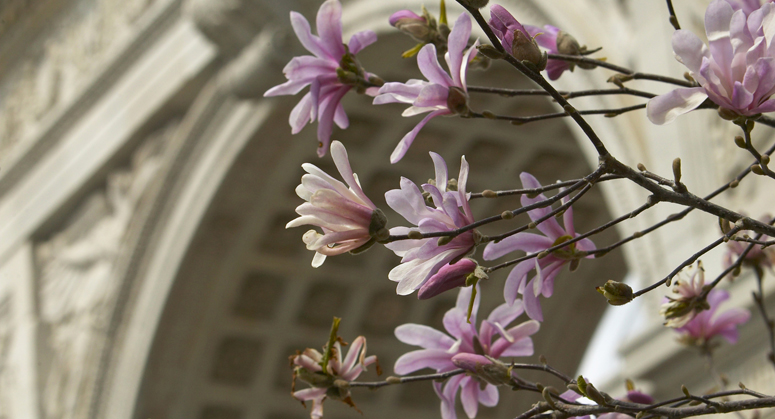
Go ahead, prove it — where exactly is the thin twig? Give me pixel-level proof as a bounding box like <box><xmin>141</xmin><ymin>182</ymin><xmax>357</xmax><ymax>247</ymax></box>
<box><xmin>666</xmin><ymin>0</ymin><xmax>681</xmax><ymax>29</ymax></box>
<box><xmin>457</xmin><ymin>3</ymin><xmax>611</xmax><ymax>157</ymax></box>
<box><xmin>546</xmin><ymin>54</ymin><xmax>696</xmax><ymax>88</ymax></box>
<box><xmin>470</xmin><ymin>104</ymin><xmax>646</xmax><ymax>125</ymax></box>
<box><xmin>348</xmin><ymin>369</ymin><xmax>464</xmax><ymax>388</ymax></box>
<box><xmin>632</xmin><ymin>228</ymin><xmax>740</xmax><ymax>298</ymax></box>
<box><xmin>467</xmin><ymin>85</ymin><xmax>656</xmax><ymax>100</ymax></box>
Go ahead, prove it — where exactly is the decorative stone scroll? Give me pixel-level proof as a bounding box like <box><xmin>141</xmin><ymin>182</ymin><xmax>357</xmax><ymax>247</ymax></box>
<box><xmin>35</xmin><ymin>121</ymin><xmax>177</xmax><ymax>419</ymax></box>
<box><xmin>0</xmin><ymin>0</ymin><xmax>159</xmax><ymax>162</ymax></box>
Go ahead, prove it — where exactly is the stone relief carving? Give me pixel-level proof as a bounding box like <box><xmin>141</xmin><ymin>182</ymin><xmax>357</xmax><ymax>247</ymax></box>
<box><xmin>0</xmin><ymin>297</ymin><xmax>13</xmax><ymax>419</ymax></box>
<box><xmin>0</xmin><ymin>0</ymin><xmax>158</xmax><ymax>161</ymax></box>
<box><xmin>35</xmin><ymin>121</ymin><xmax>176</xmax><ymax>419</ymax></box>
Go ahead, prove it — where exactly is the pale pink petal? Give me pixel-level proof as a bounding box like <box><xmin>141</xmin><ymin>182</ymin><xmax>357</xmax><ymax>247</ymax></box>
<box><xmin>316</xmin><ymin>87</ymin><xmax>350</xmax><ymax>157</ymax></box>
<box><xmin>446</xmin><ymin>14</ymin><xmax>472</xmax><ymax>87</ymax></box>
<box><xmin>414</xmin><ymin>84</ymin><xmax>451</xmax><ymax>108</ymax></box>
<box><xmin>646</xmin><ymin>87</ymin><xmax>708</xmax><ymax>125</ymax></box>
<box><xmin>417</xmin><ymin>44</ymin><xmax>455</xmax><ymax>87</ymax></box>
<box><xmin>395</xmin><ymin>324</ymin><xmax>456</xmax><ymax>349</ymax></box>
<box><xmin>390</xmin><ymin>109</ymin><xmax>450</xmax><ymax>163</ymax></box>
<box><xmin>483</xmin><ymin>233</ymin><xmax>554</xmax><ymax>260</ymax></box>
<box><xmin>290</xmin><ymin>92</ymin><xmax>314</xmax><ymax>134</ymax></box>
<box><xmin>394</xmin><ymin>349</ymin><xmax>454</xmax><ymax>374</ymax></box>
<box><xmin>479</xmin><ymin>384</ymin><xmax>499</xmax><ymax>407</ymax></box>
<box><xmin>316</xmin><ymin>0</ymin><xmax>346</xmax><ymax>59</ymax></box>
<box><xmin>522</xmin><ymin>278</ymin><xmax>543</xmax><ymax>321</ymax></box>
<box><xmin>503</xmin><ymin>260</ymin><xmax>535</xmax><ymax>305</ymax></box>
<box><xmin>672</xmin><ymin>30</ymin><xmax>710</xmax><ymax>75</ymax></box>
<box><xmin>461</xmin><ymin>378</ymin><xmax>479</xmax><ymax>419</ymax></box>
<box><xmin>348</xmin><ymin>30</ymin><xmax>377</xmax><ymax>54</ymax></box>
<box><xmin>330</xmin><ymin>141</ymin><xmax>375</xmax><ymax>207</ymax></box>
<box><xmin>290</xmin><ymin>12</ymin><xmax>329</xmax><ymax>59</ymax></box>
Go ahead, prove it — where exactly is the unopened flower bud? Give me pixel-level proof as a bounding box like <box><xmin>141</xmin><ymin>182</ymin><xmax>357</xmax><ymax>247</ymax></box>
<box><xmin>452</xmin><ymin>353</ymin><xmax>512</xmax><ymax>385</ymax></box>
<box><xmin>734</xmin><ymin>136</ymin><xmax>746</xmax><ymax>148</ymax></box>
<box><xmin>477</xmin><ymin>44</ymin><xmax>506</xmax><ymax>59</ymax></box>
<box><xmin>718</xmin><ymin>107</ymin><xmax>740</xmax><ymax>120</ymax></box>
<box><xmin>585</xmin><ymin>383</ymin><xmax>608</xmax><ymax>405</ymax></box>
<box><xmin>418</xmin><ymin>259</ymin><xmax>478</xmax><ymax>299</ymax></box>
<box><xmin>596</xmin><ymin>280</ymin><xmax>633</xmax><ymax>306</ymax></box>
<box><xmin>386</xmin><ymin>376</ymin><xmax>402</xmax><ymax>384</ymax></box>
<box><xmin>752</xmin><ymin>164</ymin><xmax>765</xmax><ymax>175</ymax></box>
<box><xmin>501</xmin><ymin>210</ymin><xmax>514</xmax><ymax>219</ymax></box>
<box><xmin>556</xmin><ymin>32</ymin><xmax>581</xmax><ymax>56</ymax></box>
<box><xmin>447</xmin><ymin>86</ymin><xmax>470</xmax><ymax>115</ymax></box>
<box><xmin>407</xmin><ymin>230</ymin><xmax>424</xmax><ymax>240</ymax></box>
<box><xmin>511</xmin><ymin>30</ymin><xmax>547</xmax><ymax>71</ymax></box>
<box><xmin>482</xmin><ymin>189</ymin><xmax>497</xmax><ymax>198</ymax></box>
<box><xmin>762</xmin><ymin>155</ymin><xmax>771</xmax><ymax>166</ymax></box>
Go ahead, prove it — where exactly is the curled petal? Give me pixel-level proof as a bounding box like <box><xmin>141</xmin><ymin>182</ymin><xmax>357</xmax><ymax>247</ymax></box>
<box><xmin>646</xmin><ymin>87</ymin><xmax>708</xmax><ymax>125</ymax></box>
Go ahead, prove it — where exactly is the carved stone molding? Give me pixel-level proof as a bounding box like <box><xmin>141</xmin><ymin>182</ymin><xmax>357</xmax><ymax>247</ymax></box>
<box><xmin>35</xmin><ymin>121</ymin><xmax>177</xmax><ymax>419</ymax></box>
<box><xmin>183</xmin><ymin>0</ymin><xmax>275</xmax><ymax>56</ymax></box>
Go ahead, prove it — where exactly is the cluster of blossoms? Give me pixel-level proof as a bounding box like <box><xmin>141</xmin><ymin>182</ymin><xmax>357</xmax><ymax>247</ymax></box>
<box><xmin>483</xmin><ymin>173</ymin><xmax>596</xmax><ymax>321</ymax></box>
<box><xmin>648</xmin><ymin>0</ymin><xmax>775</xmax><ymax>124</ymax></box>
<box><xmin>395</xmin><ymin>286</ymin><xmax>539</xmax><ymax>419</ymax></box>
<box><xmin>268</xmin><ymin>1</ymin><xmax>766</xmax><ymax>418</ymax></box>
<box><xmin>660</xmin><ymin>263</ymin><xmax>750</xmax><ymax>348</ymax></box>
<box><xmin>384</xmin><ymin>152</ymin><xmax>478</xmax><ymax>296</ymax></box>
<box><xmin>264</xmin><ymin>0</ymin><xmax>381</xmax><ymax>157</ymax></box>
<box><xmin>291</xmin><ymin>325</ymin><xmax>378</xmax><ymax>419</ymax></box>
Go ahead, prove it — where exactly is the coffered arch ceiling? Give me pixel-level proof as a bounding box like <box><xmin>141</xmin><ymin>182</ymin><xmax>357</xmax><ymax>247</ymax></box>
<box><xmin>128</xmin><ymin>23</ymin><xmax>627</xmax><ymax>419</ymax></box>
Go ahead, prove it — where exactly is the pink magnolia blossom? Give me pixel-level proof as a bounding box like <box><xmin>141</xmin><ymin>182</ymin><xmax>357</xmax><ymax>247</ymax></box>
<box><xmin>264</xmin><ymin>0</ymin><xmax>379</xmax><ymax>157</ymax></box>
<box><xmin>292</xmin><ymin>336</ymin><xmax>377</xmax><ymax>419</ymax></box>
<box><xmin>374</xmin><ymin>13</ymin><xmax>478</xmax><ymax>163</ymax></box>
<box><xmin>394</xmin><ymin>286</ymin><xmax>540</xmax><ymax>419</ymax></box>
<box><xmin>287</xmin><ymin>141</ymin><xmax>387</xmax><ymax>267</ymax></box>
<box><xmin>675</xmin><ymin>288</ymin><xmax>751</xmax><ymax>345</ymax></box>
<box><xmin>724</xmin><ymin>0</ymin><xmax>774</xmax><ymax>15</ymax></box>
<box><xmin>648</xmin><ymin>1</ymin><xmax>775</xmax><ymax>124</ymax></box>
<box><xmin>724</xmin><ymin>215</ymin><xmax>775</xmax><ymax>271</ymax></box>
<box><xmin>660</xmin><ymin>263</ymin><xmax>709</xmax><ymax>328</ymax></box>
<box><xmin>483</xmin><ymin>172</ymin><xmax>595</xmax><ymax>321</ymax></box>
<box><xmin>385</xmin><ymin>152</ymin><xmax>477</xmax><ymax>295</ymax></box>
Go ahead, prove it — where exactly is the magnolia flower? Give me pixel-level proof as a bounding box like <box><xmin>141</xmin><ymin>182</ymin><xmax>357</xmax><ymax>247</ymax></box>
<box><xmin>723</xmin><ymin>215</ymin><xmax>775</xmax><ymax>272</ymax></box>
<box><xmin>264</xmin><ymin>0</ymin><xmax>380</xmax><ymax>157</ymax></box>
<box><xmin>374</xmin><ymin>13</ymin><xmax>478</xmax><ymax>163</ymax></box>
<box><xmin>483</xmin><ymin>173</ymin><xmax>595</xmax><ymax>321</ymax></box>
<box><xmin>660</xmin><ymin>263</ymin><xmax>709</xmax><ymax>328</ymax></box>
<box><xmin>647</xmin><ymin>1</ymin><xmax>775</xmax><ymax>124</ymax></box>
<box><xmin>394</xmin><ymin>286</ymin><xmax>540</xmax><ymax>419</ymax></box>
<box><xmin>287</xmin><ymin>141</ymin><xmax>388</xmax><ymax>267</ymax></box>
<box><xmin>385</xmin><ymin>152</ymin><xmax>477</xmax><ymax>295</ymax></box>
<box><xmin>292</xmin><ymin>335</ymin><xmax>377</xmax><ymax>419</ymax></box>
<box><xmin>675</xmin><ymin>288</ymin><xmax>750</xmax><ymax>346</ymax></box>
<box><xmin>724</xmin><ymin>0</ymin><xmax>774</xmax><ymax>14</ymax></box>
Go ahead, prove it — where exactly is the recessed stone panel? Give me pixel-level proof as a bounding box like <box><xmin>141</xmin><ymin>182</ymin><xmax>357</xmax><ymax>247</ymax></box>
<box><xmin>258</xmin><ymin>212</ymin><xmax>304</xmax><ymax>258</ymax></box>
<box><xmin>200</xmin><ymin>405</ymin><xmax>244</xmax><ymax>419</ymax></box>
<box><xmin>233</xmin><ymin>272</ymin><xmax>284</xmax><ymax>321</ymax></box>
<box><xmin>360</xmin><ymin>289</ymin><xmax>411</xmax><ymax>336</ymax></box>
<box><xmin>211</xmin><ymin>336</ymin><xmax>263</xmax><ymax>386</ymax></box>
<box><xmin>298</xmin><ymin>281</ymin><xmax>350</xmax><ymax>328</ymax></box>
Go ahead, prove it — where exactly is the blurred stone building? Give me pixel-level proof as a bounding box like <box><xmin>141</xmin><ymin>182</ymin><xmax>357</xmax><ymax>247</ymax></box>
<box><xmin>0</xmin><ymin>0</ymin><xmax>771</xmax><ymax>419</ymax></box>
